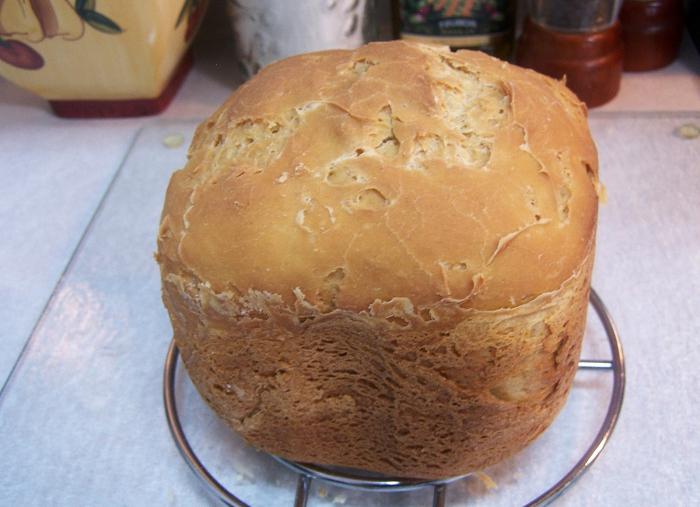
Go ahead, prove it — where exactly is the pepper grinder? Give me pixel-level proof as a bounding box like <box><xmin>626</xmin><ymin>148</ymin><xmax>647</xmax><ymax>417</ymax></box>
<box><xmin>515</xmin><ymin>0</ymin><xmax>624</xmax><ymax>108</ymax></box>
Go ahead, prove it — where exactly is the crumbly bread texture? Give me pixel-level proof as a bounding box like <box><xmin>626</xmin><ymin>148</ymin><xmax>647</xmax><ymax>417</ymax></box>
<box><xmin>157</xmin><ymin>41</ymin><xmax>599</xmax><ymax>479</ymax></box>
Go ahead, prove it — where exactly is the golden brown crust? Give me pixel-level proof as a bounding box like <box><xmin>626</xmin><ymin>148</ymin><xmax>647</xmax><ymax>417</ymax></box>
<box><xmin>157</xmin><ymin>41</ymin><xmax>599</xmax><ymax>478</ymax></box>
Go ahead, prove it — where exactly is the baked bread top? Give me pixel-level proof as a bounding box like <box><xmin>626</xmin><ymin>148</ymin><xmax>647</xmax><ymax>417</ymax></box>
<box><xmin>158</xmin><ymin>41</ymin><xmax>598</xmax><ymax>314</ymax></box>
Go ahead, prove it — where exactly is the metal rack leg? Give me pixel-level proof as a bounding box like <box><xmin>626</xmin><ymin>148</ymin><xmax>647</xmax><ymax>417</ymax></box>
<box><xmin>432</xmin><ymin>484</ymin><xmax>446</xmax><ymax>507</ymax></box>
<box><xmin>294</xmin><ymin>475</ymin><xmax>312</xmax><ymax>507</ymax></box>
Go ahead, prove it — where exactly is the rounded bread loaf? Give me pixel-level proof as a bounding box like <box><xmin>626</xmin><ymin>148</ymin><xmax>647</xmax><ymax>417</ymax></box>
<box><xmin>157</xmin><ymin>41</ymin><xmax>599</xmax><ymax>479</ymax></box>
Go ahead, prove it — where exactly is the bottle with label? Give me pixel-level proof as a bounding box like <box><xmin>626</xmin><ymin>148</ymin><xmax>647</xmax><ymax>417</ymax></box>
<box><xmin>394</xmin><ymin>0</ymin><xmax>515</xmax><ymax>59</ymax></box>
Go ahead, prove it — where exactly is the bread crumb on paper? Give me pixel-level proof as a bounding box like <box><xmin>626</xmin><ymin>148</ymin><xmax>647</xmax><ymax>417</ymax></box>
<box><xmin>163</xmin><ymin>133</ymin><xmax>185</xmax><ymax>148</ymax></box>
<box><xmin>475</xmin><ymin>471</ymin><xmax>498</xmax><ymax>490</ymax></box>
<box><xmin>675</xmin><ymin>123</ymin><xmax>700</xmax><ymax>139</ymax></box>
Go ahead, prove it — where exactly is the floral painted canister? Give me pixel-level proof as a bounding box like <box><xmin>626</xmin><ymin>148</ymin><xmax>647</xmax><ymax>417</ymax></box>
<box><xmin>0</xmin><ymin>0</ymin><xmax>208</xmax><ymax>117</ymax></box>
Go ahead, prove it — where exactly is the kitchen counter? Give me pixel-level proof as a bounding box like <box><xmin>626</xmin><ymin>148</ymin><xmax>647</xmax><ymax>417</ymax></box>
<box><xmin>1</xmin><ymin>28</ymin><xmax>699</xmax><ymax>507</ymax></box>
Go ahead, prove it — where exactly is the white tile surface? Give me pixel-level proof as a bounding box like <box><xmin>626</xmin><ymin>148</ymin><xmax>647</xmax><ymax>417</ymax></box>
<box><xmin>0</xmin><ymin>120</ymin><xmax>138</xmax><ymax>386</ymax></box>
<box><xmin>0</xmin><ymin>114</ymin><xmax>697</xmax><ymax>506</ymax></box>
<box><xmin>0</xmin><ymin>33</ymin><xmax>243</xmax><ymax>389</ymax></box>
<box><xmin>0</xmin><ymin>123</ymin><xmax>212</xmax><ymax>507</ymax></box>
<box><xmin>578</xmin><ymin>113</ymin><xmax>700</xmax><ymax>506</ymax></box>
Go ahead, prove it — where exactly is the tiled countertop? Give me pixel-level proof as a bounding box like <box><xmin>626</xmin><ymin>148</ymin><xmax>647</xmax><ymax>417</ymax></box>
<box><xmin>1</xmin><ymin>31</ymin><xmax>699</xmax><ymax>507</ymax></box>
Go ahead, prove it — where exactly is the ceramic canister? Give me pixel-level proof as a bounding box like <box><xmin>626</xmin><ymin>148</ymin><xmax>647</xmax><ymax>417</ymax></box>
<box><xmin>0</xmin><ymin>0</ymin><xmax>208</xmax><ymax>116</ymax></box>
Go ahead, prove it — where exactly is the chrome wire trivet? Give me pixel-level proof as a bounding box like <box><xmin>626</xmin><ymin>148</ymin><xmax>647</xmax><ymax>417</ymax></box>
<box><xmin>164</xmin><ymin>289</ymin><xmax>625</xmax><ymax>507</ymax></box>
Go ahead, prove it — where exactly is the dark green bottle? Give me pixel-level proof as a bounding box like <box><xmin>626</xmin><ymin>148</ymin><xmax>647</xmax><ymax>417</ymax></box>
<box><xmin>395</xmin><ymin>0</ymin><xmax>515</xmax><ymax>60</ymax></box>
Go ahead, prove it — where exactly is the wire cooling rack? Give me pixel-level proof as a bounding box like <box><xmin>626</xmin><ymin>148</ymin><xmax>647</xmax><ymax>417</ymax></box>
<box><xmin>163</xmin><ymin>289</ymin><xmax>625</xmax><ymax>507</ymax></box>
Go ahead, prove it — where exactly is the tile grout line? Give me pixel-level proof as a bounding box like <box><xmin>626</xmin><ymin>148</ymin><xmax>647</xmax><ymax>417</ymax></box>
<box><xmin>0</xmin><ymin>127</ymin><xmax>145</xmax><ymax>408</ymax></box>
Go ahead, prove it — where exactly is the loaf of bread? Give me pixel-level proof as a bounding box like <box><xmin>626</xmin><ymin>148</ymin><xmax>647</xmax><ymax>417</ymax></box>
<box><xmin>157</xmin><ymin>41</ymin><xmax>599</xmax><ymax>479</ymax></box>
